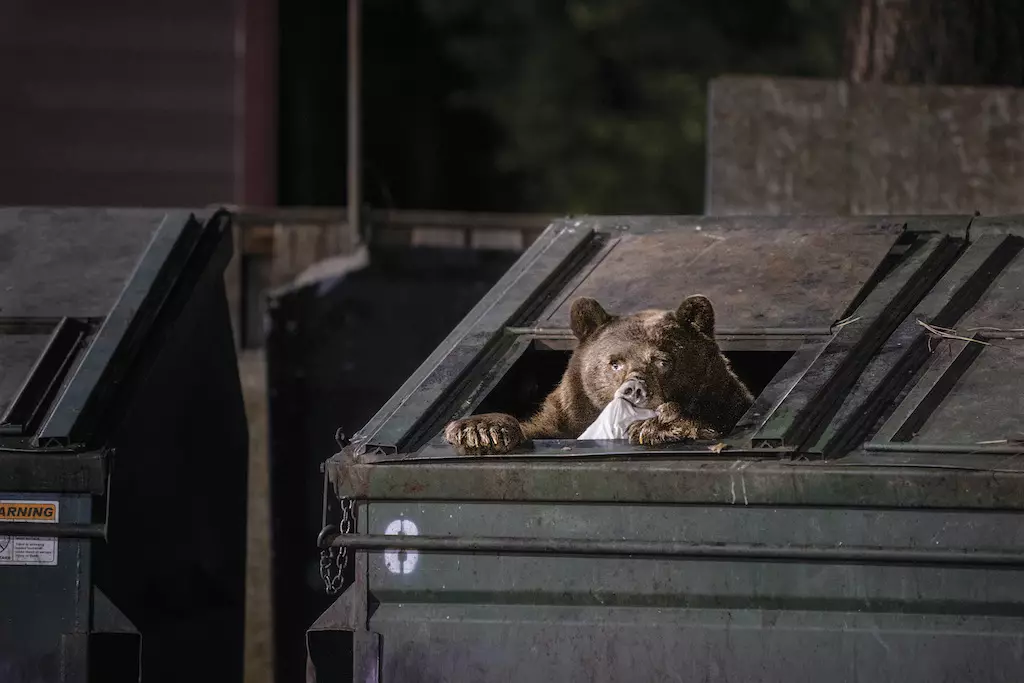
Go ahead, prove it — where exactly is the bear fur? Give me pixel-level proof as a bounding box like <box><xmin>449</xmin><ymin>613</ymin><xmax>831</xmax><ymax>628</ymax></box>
<box><xmin>444</xmin><ymin>294</ymin><xmax>754</xmax><ymax>455</ymax></box>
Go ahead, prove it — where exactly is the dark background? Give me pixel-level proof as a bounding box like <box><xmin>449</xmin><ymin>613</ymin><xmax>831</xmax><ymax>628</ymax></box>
<box><xmin>4</xmin><ymin>0</ymin><xmax>1023</xmax><ymax>214</ymax></box>
<box><xmin>278</xmin><ymin>0</ymin><xmax>846</xmax><ymax>213</ymax></box>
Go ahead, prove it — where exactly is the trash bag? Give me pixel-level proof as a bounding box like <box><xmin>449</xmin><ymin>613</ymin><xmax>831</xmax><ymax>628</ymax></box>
<box><xmin>577</xmin><ymin>381</ymin><xmax>657</xmax><ymax>440</ymax></box>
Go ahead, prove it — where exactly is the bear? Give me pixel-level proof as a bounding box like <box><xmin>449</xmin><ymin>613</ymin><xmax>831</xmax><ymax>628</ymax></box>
<box><xmin>443</xmin><ymin>294</ymin><xmax>754</xmax><ymax>455</ymax></box>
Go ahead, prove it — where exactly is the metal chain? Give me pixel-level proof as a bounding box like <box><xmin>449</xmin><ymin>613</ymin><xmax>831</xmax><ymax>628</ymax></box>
<box><xmin>319</xmin><ymin>494</ymin><xmax>356</xmax><ymax>594</ymax></box>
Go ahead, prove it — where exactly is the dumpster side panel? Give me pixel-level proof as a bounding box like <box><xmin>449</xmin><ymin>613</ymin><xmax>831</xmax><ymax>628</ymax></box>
<box><xmin>0</xmin><ymin>494</ymin><xmax>91</xmax><ymax>683</ymax></box>
<box><xmin>365</xmin><ymin>501</ymin><xmax>1024</xmax><ymax>682</ymax></box>
<box><xmin>94</xmin><ymin>275</ymin><xmax>248</xmax><ymax>683</ymax></box>
<box><xmin>376</xmin><ymin>604</ymin><xmax>1024</xmax><ymax>683</ymax></box>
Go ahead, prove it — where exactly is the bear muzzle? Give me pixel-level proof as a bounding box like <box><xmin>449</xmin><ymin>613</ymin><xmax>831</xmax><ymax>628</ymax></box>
<box><xmin>615</xmin><ymin>376</ymin><xmax>652</xmax><ymax>409</ymax></box>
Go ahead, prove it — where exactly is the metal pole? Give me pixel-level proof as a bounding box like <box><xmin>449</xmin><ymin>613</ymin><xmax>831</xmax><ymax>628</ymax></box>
<box><xmin>0</xmin><ymin>522</ymin><xmax>106</xmax><ymax>539</ymax></box>
<box><xmin>864</xmin><ymin>442</ymin><xmax>1024</xmax><ymax>455</ymax></box>
<box><xmin>321</xmin><ymin>533</ymin><xmax>1024</xmax><ymax>569</ymax></box>
<box><xmin>347</xmin><ymin>0</ymin><xmax>362</xmax><ymax>247</ymax></box>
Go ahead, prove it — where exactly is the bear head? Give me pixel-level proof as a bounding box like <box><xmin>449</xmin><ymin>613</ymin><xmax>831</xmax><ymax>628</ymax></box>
<box><xmin>568</xmin><ymin>294</ymin><xmax>729</xmax><ymax>412</ymax></box>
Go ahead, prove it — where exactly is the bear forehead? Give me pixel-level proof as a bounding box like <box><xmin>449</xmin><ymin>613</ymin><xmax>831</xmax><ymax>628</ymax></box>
<box><xmin>595</xmin><ymin>310</ymin><xmax>677</xmax><ymax>346</ymax></box>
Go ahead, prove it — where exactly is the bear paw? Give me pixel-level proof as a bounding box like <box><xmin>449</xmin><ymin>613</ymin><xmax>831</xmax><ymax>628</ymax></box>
<box><xmin>444</xmin><ymin>413</ymin><xmax>525</xmax><ymax>456</ymax></box>
<box><xmin>627</xmin><ymin>414</ymin><xmax>718</xmax><ymax>446</ymax></box>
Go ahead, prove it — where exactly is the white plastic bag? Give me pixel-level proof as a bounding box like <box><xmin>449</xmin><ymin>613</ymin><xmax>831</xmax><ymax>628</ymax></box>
<box><xmin>577</xmin><ymin>395</ymin><xmax>657</xmax><ymax>440</ymax></box>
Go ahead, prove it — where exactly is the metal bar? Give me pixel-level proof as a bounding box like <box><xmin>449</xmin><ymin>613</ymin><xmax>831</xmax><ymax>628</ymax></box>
<box><xmin>505</xmin><ymin>326</ymin><xmax>835</xmax><ymax>337</ymax></box>
<box><xmin>0</xmin><ymin>522</ymin><xmax>105</xmax><ymax>539</ymax></box>
<box><xmin>863</xmin><ymin>442</ymin><xmax>1024</xmax><ymax>455</ymax></box>
<box><xmin>0</xmin><ymin>317</ymin><xmax>89</xmax><ymax>435</ymax></box>
<box><xmin>0</xmin><ymin>452</ymin><xmax>107</xmax><ymax>494</ymax></box>
<box><xmin>731</xmin><ymin>340</ymin><xmax>827</xmax><ymax>439</ymax></box>
<box><xmin>428</xmin><ymin>335</ymin><xmax>533</xmax><ymax>444</ymax></box>
<box><xmin>347</xmin><ymin>0</ymin><xmax>361</xmax><ymax>245</ymax></box>
<box><xmin>812</xmin><ymin>235</ymin><xmax>1023</xmax><ymax>457</ymax></box>
<box><xmin>0</xmin><ymin>317</ymin><xmax>103</xmax><ymax>334</ymax></box>
<box><xmin>366</xmin><ymin>441</ymin><xmax>788</xmax><ymax>463</ymax></box>
<box><xmin>532</xmin><ymin>232</ymin><xmax>618</xmax><ymax>321</ymax></box>
<box><xmin>322</xmin><ymin>532</ymin><xmax>1024</xmax><ymax>568</ymax></box>
<box><xmin>355</xmin><ymin>222</ymin><xmax>595</xmax><ymax>453</ymax></box>
<box><xmin>871</xmin><ymin>333</ymin><xmax>988</xmax><ymax>444</ymax></box>
<box><xmin>35</xmin><ymin>211</ymin><xmax>205</xmax><ymax>446</ymax></box>
<box><xmin>327</xmin><ymin>458</ymin><xmax>1024</xmax><ymax>509</ymax></box>
<box><xmin>581</xmin><ymin>215</ymin><xmax>907</xmax><ymax>237</ymax></box>
<box><xmin>751</xmin><ymin>234</ymin><xmax>962</xmax><ymax>449</ymax></box>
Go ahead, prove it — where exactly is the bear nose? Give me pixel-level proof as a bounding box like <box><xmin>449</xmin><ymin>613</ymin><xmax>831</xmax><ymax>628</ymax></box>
<box><xmin>616</xmin><ymin>377</ymin><xmax>649</xmax><ymax>406</ymax></box>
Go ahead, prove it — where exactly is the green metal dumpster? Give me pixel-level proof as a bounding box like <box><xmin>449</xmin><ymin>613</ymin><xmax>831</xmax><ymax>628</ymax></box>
<box><xmin>312</xmin><ymin>214</ymin><xmax>1024</xmax><ymax>682</ymax></box>
<box><xmin>0</xmin><ymin>208</ymin><xmax>248</xmax><ymax>683</ymax></box>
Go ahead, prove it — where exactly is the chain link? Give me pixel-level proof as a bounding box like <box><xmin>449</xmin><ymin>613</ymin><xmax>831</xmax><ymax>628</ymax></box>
<box><xmin>319</xmin><ymin>494</ymin><xmax>355</xmax><ymax>594</ymax></box>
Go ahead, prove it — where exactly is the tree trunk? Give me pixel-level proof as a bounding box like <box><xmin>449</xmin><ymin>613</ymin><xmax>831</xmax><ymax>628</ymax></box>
<box><xmin>843</xmin><ymin>0</ymin><xmax>1024</xmax><ymax>86</ymax></box>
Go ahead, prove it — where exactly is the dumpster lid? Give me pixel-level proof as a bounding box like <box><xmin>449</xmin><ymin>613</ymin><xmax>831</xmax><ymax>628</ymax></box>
<box><xmin>328</xmin><ymin>214</ymin><xmax>1024</xmax><ymax>511</ymax></box>
<box><xmin>350</xmin><ymin>215</ymin><xmax>970</xmax><ymax>457</ymax></box>
<box><xmin>0</xmin><ymin>208</ymin><xmax>232</xmax><ymax>466</ymax></box>
<box><xmin>540</xmin><ymin>216</ymin><xmax>905</xmax><ymax>331</ymax></box>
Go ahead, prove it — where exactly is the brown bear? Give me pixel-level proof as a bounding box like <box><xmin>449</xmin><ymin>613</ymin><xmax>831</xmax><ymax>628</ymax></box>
<box><xmin>444</xmin><ymin>294</ymin><xmax>754</xmax><ymax>455</ymax></box>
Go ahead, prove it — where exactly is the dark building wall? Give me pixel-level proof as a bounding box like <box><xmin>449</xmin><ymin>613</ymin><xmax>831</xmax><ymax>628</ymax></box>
<box><xmin>0</xmin><ymin>0</ymin><xmax>276</xmax><ymax>207</ymax></box>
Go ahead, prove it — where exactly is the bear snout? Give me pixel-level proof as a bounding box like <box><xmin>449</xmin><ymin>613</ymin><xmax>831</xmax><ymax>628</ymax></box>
<box><xmin>615</xmin><ymin>376</ymin><xmax>651</xmax><ymax>408</ymax></box>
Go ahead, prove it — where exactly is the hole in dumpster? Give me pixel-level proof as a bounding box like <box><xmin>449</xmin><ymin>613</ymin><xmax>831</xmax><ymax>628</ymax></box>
<box><xmin>474</xmin><ymin>347</ymin><xmax>795</xmax><ymax>436</ymax></box>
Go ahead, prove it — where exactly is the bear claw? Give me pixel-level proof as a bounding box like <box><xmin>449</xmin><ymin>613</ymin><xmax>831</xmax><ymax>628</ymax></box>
<box><xmin>444</xmin><ymin>413</ymin><xmax>525</xmax><ymax>455</ymax></box>
<box><xmin>627</xmin><ymin>415</ymin><xmax>718</xmax><ymax>446</ymax></box>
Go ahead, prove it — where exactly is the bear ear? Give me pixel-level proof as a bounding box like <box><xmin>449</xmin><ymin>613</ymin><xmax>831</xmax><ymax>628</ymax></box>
<box><xmin>569</xmin><ymin>297</ymin><xmax>611</xmax><ymax>341</ymax></box>
<box><xmin>676</xmin><ymin>294</ymin><xmax>715</xmax><ymax>337</ymax></box>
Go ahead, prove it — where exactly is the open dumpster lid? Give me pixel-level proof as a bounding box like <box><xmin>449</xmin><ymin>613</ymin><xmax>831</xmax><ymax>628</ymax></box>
<box><xmin>323</xmin><ymin>212</ymin><xmax>1024</xmax><ymax>510</ymax></box>
<box><xmin>344</xmin><ymin>213</ymin><xmax>1021</xmax><ymax>464</ymax></box>
<box><xmin>0</xmin><ymin>207</ymin><xmax>232</xmax><ymax>493</ymax></box>
<box><xmin>539</xmin><ymin>216</ymin><xmax>904</xmax><ymax>331</ymax></box>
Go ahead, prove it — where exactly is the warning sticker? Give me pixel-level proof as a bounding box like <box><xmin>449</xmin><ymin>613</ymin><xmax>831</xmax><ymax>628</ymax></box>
<box><xmin>0</xmin><ymin>501</ymin><xmax>59</xmax><ymax>566</ymax></box>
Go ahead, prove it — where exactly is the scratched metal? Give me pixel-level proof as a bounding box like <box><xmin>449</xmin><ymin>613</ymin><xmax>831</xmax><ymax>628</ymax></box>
<box><xmin>318</xmin><ymin>213</ymin><xmax>1024</xmax><ymax>682</ymax></box>
<box><xmin>367</xmin><ymin>502</ymin><xmax>1024</xmax><ymax>603</ymax></box>
<box><xmin>329</xmin><ymin>456</ymin><xmax>1024</xmax><ymax>510</ymax></box>
<box><xmin>365</xmin><ymin>502</ymin><xmax>1024</xmax><ymax>683</ymax></box>
<box><xmin>809</xmin><ymin>234</ymin><xmax>1022</xmax><ymax>456</ymax></box>
<box><xmin>909</xmin><ymin>341</ymin><xmax>1024</xmax><ymax>445</ymax></box>
<box><xmin>881</xmin><ymin>239</ymin><xmax>1024</xmax><ymax>446</ymax></box>
<box><xmin>374</xmin><ymin>604</ymin><xmax>1024</xmax><ymax>683</ymax></box>
<box><xmin>542</xmin><ymin>222</ymin><xmax>903</xmax><ymax>329</ymax></box>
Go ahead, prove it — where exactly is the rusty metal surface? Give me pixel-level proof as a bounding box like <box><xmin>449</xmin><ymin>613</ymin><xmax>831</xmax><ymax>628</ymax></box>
<box><xmin>542</xmin><ymin>219</ymin><xmax>903</xmax><ymax>330</ymax></box>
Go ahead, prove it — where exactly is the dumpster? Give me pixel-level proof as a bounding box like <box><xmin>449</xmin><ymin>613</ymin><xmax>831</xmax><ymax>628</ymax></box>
<box><xmin>265</xmin><ymin>244</ymin><xmax>522</xmax><ymax>683</ymax></box>
<box><xmin>0</xmin><ymin>208</ymin><xmax>248</xmax><ymax>683</ymax></box>
<box><xmin>312</xmin><ymin>214</ymin><xmax>1024</xmax><ymax>682</ymax></box>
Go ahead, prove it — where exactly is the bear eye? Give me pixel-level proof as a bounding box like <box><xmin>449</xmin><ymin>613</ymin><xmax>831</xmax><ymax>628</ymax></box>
<box><xmin>609</xmin><ymin>360</ymin><xmax>622</xmax><ymax>371</ymax></box>
<box><xmin>654</xmin><ymin>358</ymin><xmax>670</xmax><ymax>369</ymax></box>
